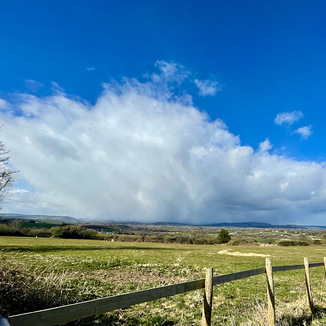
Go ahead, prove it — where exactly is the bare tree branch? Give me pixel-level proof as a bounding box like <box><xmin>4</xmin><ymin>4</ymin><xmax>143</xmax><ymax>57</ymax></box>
<box><xmin>0</xmin><ymin>140</ymin><xmax>15</xmax><ymax>204</ymax></box>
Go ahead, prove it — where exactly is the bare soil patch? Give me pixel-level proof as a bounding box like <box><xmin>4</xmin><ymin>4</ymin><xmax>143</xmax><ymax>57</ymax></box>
<box><xmin>217</xmin><ymin>250</ymin><xmax>270</xmax><ymax>257</ymax></box>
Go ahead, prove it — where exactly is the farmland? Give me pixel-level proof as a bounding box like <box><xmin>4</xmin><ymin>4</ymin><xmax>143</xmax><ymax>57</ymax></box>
<box><xmin>1</xmin><ymin>235</ymin><xmax>326</xmax><ymax>325</ymax></box>
<box><xmin>1</xmin><ymin>215</ymin><xmax>325</xmax><ymax>246</ymax></box>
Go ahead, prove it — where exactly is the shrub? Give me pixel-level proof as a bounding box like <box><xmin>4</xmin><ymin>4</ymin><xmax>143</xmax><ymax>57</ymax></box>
<box><xmin>278</xmin><ymin>240</ymin><xmax>296</xmax><ymax>246</ymax></box>
<box><xmin>205</xmin><ymin>238</ymin><xmax>217</xmax><ymax>245</ymax></box>
<box><xmin>228</xmin><ymin>239</ymin><xmax>241</xmax><ymax>246</ymax></box>
<box><xmin>278</xmin><ymin>240</ymin><xmax>310</xmax><ymax>247</ymax></box>
<box><xmin>296</xmin><ymin>241</ymin><xmax>310</xmax><ymax>246</ymax></box>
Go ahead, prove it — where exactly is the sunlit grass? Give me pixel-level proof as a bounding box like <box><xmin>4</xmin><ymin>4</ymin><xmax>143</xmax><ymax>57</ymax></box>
<box><xmin>1</xmin><ymin>236</ymin><xmax>326</xmax><ymax>325</ymax></box>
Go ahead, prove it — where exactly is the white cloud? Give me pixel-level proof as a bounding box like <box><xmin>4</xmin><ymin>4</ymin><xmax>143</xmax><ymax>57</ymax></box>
<box><xmin>86</xmin><ymin>66</ymin><xmax>95</xmax><ymax>71</ymax></box>
<box><xmin>274</xmin><ymin>111</ymin><xmax>303</xmax><ymax>126</ymax></box>
<box><xmin>194</xmin><ymin>79</ymin><xmax>221</xmax><ymax>96</ymax></box>
<box><xmin>1</xmin><ymin>66</ymin><xmax>326</xmax><ymax>225</ymax></box>
<box><xmin>259</xmin><ymin>138</ymin><xmax>272</xmax><ymax>152</ymax></box>
<box><xmin>293</xmin><ymin>125</ymin><xmax>313</xmax><ymax>140</ymax></box>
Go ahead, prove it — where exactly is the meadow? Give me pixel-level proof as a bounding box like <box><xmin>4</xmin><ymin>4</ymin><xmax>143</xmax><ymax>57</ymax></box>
<box><xmin>1</xmin><ymin>236</ymin><xmax>326</xmax><ymax>325</ymax></box>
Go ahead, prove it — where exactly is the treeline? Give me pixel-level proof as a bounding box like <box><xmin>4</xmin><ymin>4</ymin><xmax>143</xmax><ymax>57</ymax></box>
<box><xmin>0</xmin><ymin>223</ymin><xmax>98</xmax><ymax>240</ymax></box>
<box><xmin>1</xmin><ymin>220</ymin><xmax>326</xmax><ymax>246</ymax></box>
<box><xmin>277</xmin><ymin>240</ymin><xmax>318</xmax><ymax>246</ymax></box>
<box><xmin>0</xmin><ymin>221</ymin><xmax>52</xmax><ymax>237</ymax></box>
<box><xmin>108</xmin><ymin>233</ymin><xmax>218</xmax><ymax>244</ymax></box>
<box><xmin>0</xmin><ymin>222</ymin><xmax>222</xmax><ymax>244</ymax></box>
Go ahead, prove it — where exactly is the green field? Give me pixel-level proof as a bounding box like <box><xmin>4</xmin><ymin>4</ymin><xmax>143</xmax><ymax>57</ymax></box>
<box><xmin>1</xmin><ymin>236</ymin><xmax>326</xmax><ymax>325</ymax></box>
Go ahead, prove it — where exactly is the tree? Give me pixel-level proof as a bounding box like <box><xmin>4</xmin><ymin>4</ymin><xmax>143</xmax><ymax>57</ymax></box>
<box><xmin>0</xmin><ymin>140</ymin><xmax>14</xmax><ymax>203</ymax></box>
<box><xmin>217</xmin><ymin>228</ymin><xmax>231</xmax><ymax>244</ymax></box>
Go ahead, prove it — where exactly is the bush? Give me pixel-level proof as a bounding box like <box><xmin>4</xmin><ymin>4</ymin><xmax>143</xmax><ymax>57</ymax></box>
<box><xmin>26</xmin><ymin>228</ymin><xmax>52</xmax><ymax>238</ymax></box>
<box><xmin>228</xmin><ymin>239</ymin><xmax>241</xmax><ymax>246</ymax></box>
<box><xmin>51</xmin><ymin>225</ymin><xmax>97</xmax><ymax>239</ymax></box>
<box><xmin>296</xmin><ymin>241</ymin><xmax>310</xmax><ymax>246</ymax></box>
<box><xmin>217</xmin><ymin>229</ymin><xmax>231</xmax><ymax>244</ymax></box>
<box><xmin>278</xmin><ymin>240</ymin><xmax>310</xmax><ymax>247</ymax></box>
<box><xmin>278</xmin><ymin>240</ymin><xmax>295</xmax><ymax>246</ymax></box>
<box><xmin>0</xmin><ymin>223</ymin><xmax>26</xmax><ymax>237</ymax></box>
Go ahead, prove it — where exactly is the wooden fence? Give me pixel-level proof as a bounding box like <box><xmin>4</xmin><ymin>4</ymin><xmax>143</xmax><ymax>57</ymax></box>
<box><xmin>1</xmin><ymin>257</ymin><xmax>326</xmax><ymax>326</ymax></box>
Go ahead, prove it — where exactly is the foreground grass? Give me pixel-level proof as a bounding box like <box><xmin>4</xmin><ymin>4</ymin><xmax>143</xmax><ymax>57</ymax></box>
<box><xmin>1</xmin><ymin>236</ymin><xmax>326</xmax><ymax>325</ymax></box>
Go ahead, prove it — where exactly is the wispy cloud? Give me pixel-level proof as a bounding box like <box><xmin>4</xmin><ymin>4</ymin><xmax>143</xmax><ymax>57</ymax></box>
<box><xmin>0</xmin><ymin>99</ymin><xmax>8</xmax><ymax>109</ymax></box>
<box><xmin>86</xmin><ymin>66</ymin><xmax>95</xmax><ymax>71</ymax></box>
<box><xmin>274</xmin><ymin>111</ymin><xmax>303</xmax><ymax>126</ymax></box>
<box><xmin>128</xmin><ymin>60</ymin><xmax>193</xmax><ymax>104</ymax></box>
<box><xmin>194</xmin><ymin>78</ymin><xmax>221</xmax><ymax>96</ymax></box>
<box><xmin>293</xmin><ymin>125</ymin><xmax>313</xmax><ymax>140</ymax></box>
<box><xmin>1</xmin><ymin>63</ymin><xmax>326</xmax><ymax>225</ymax></box>
<box><xmin>152</xmin><ymin>60</ymin><xmax>190</xmax><ymax>84</ymax></box>
<box><xmin>51</xmin><ymin>82</ymin><xmax>65</xmax><ymax>94</ymax></box>
<box><xmin>24</xmin><ymin>79</ymin><xmax>44</xmax><ymax>93</ymax></box>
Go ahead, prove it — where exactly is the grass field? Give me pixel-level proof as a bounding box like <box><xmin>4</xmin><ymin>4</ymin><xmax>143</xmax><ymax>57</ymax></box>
<box><xmin>1</xmin><ymin>236</ymin><xmax>326</xmax><ymax>325</ymax></box>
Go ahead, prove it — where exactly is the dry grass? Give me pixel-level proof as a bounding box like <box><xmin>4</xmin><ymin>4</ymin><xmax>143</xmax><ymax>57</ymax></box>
<box><xmin>2</xmin><ymin>237</ymin><xmax>326</xmax><ymax>325</ymax></box>
<box><xmin>0</xmin><ymin>258</ymin><xmax>71</xmax><ymax>315</ymax></box>
<box><xmin>241</xmin><ymin>295</ymin><xmax>326</xmax><ymax>326</ymax></box>
<box><xmin>0</xmin><ymin>256</ymin><xmax>106</xmax><ymax>316</ymax></box>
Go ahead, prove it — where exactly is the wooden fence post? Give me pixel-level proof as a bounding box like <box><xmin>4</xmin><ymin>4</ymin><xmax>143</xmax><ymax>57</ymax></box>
<box><xmin>266</xmin><ymin>258</ymin><xmax>275</xmax><ymax>326</ymax></box>
<box><xmin>201</xmin><ymin>267</ymin><xmax>213</xmax><ymax>326</ymax></box>
<box><xmin>304</xmin><ymin>257</ymin><xmax>314</xmax><ymax>314</ymax></box>
<box><xmin>323</xmin><ymin>257</ymin><xmax>326</xmax><ymax>282</ymax></box>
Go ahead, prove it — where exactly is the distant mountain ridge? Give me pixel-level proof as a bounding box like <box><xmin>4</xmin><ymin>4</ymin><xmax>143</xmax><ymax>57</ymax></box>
<box><xmin>202</xmin><ymin>222</ymin><xmax>304</xmax><ymax>228</ymax></box>
<box><xmin>154</xmin><ymin>221</ymin><xmax>326</xmax><ymax>229</ymax></box>
<box><xmin>0</xmin><ymin>213</ymin><xmax>80</xmax><ymax>223</ymax></box>
<box><xmin>1</xmin><ymin>213</ymin><xmax>325</xmax><ymax>229</ymax></box>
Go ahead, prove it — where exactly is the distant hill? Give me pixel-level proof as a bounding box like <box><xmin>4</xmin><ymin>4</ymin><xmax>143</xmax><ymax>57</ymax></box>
<box><xmin>204</xmin><ymin>222</ymin><xmax>272</xmax><ymax>228</ymax></box>
<box><xmin>1</xmin><ymin>214</ymin><xmax>325</xmax><ymax>229</ymax></box>
<box><xmin>203</xmin><ymin>222</ymin><xmax>326</xmax><ymax>229</ymax></box>
<box><xmin>0</xmin><ymin>213</ymin><xmax>80</xmax><ymax>223</ymax></box>
<box><xmin>93</xmin><ymin>219</ymin><xmax>326</xmax><ymax>229</ymax></box>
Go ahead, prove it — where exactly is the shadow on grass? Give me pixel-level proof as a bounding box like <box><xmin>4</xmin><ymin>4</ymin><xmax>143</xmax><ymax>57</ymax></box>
<box><xmin>279</xmin><ymin>305</ymin><xmax>326</xmax><ymax>325</ymax></box>
<box><xmin>0</xmin><ymin>245</ymin><xmax>195</xmax><ymax>253</ymax></box>
<box><xmin>65</xmin><ymin>312</ymin><xmax>176</xmax><ymax>326</ymax></box>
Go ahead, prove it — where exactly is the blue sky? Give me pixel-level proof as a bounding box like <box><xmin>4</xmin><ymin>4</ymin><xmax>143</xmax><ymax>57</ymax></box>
<box><xmin>1</xmin><ymin>0</ymin><xmax>326</xmax><ymax>224</ymax></box>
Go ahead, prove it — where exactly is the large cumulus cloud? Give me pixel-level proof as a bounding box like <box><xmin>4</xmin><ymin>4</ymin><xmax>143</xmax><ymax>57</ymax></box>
<box><xmin>1</xmin><ymin>63</ymin><xmax>326</xmax><ymax>224</ymax></box>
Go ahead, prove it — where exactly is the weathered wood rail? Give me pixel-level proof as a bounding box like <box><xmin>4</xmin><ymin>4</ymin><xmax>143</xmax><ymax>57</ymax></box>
<box><xmin>2</xmin><ymin>258</ymin><xmax>325</xmax><ymax>326</ymax></box>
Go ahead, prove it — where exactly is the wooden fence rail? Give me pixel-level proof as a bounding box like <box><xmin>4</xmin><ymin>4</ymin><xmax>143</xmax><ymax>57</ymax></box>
<box><xmin>2</xmin><ymin>258</ymin><xmax>326</xmax><ymax>326</ymax></box>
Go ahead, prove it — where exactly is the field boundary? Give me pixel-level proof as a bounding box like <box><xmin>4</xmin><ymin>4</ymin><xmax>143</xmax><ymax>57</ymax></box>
<box><xmin>3</xmin><ymin>258</ymin><xmax>326</xmax><ymax>326</ymax></box>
